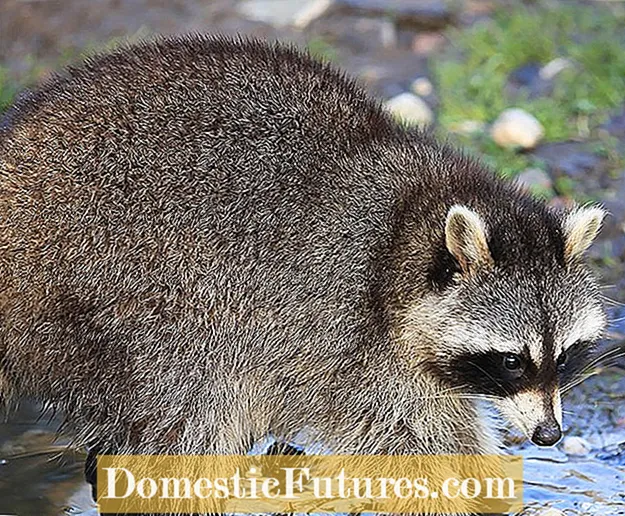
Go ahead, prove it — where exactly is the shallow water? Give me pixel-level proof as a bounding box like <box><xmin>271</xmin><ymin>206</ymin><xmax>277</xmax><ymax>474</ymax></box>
<box><xmin>519</xmin><ymin>438</ymin><xmax>625</xmax><ymax>515</ymax></box>
<box><xmin>0</xmin><ymin>403</ymin><xmax>88</xmax><ymax>515</ymax></box>
<box><xmin>0</xmin><ymin>369</ymin><xmax>624</xmax><ymax>516</ymax></box>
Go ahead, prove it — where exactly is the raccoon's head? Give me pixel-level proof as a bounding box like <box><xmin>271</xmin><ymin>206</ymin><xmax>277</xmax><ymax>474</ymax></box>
<box><xmin>409</xmin><ymin>202</ymin><xmax>606</xmax><ymax>447</ymax></box>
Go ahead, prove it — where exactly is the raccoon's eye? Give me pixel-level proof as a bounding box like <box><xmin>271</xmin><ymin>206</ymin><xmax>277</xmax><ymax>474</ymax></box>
<box><xmin>503</xmin><ymin>353</ymin><xmax>523</xmax><ymax>373</ymax></box>
<box><xmin>556</xmin><ymin>350</ymin><xmax>568</xmax><ymax>370</ymax></box>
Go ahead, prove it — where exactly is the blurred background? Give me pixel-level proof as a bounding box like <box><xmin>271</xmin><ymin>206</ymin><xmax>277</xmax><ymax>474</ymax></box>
<box><xmin>0</xmin><ymin>0</ymin><xmax>624</xmax><ymax>514</ymax></box>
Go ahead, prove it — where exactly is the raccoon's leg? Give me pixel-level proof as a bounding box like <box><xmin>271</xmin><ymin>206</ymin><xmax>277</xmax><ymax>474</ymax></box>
<box><xmin>265</xmin><ymin>441</ymin><xmax>305</xmax><ymax>456</ymax></box>
<box><xmin>84</xmin><ymin>443</ymin><xmax>104</xmax><ymax>503</ymax></box>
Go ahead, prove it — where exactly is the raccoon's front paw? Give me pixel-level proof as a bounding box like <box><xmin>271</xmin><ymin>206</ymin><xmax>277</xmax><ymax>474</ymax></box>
<box><xmin>85</xmin><ymin>443</ymin><xmax>114</xmax><ymax>502</ymax></box>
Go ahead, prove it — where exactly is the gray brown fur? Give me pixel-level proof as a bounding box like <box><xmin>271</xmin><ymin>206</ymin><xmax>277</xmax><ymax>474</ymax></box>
<box><xmin>0</xmin><ymin>36</ymin><xmax>606</xmax><ymax>460</ymax></box>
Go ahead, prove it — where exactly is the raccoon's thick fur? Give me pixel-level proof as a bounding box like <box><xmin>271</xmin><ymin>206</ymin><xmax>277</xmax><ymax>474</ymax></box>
<box><xmin>0</xmin><ymin>36</ymin><xmax>607</xmax><ymax>460</ymax></box>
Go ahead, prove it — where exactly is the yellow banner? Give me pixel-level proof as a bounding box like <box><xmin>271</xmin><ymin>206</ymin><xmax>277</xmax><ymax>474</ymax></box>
<box><xmin>97</xmin><ymin>454</ymin><xmax>523</xmax><ymax>514</ymax></box>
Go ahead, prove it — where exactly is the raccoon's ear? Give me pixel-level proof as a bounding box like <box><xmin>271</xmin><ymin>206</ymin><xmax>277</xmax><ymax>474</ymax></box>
<box><xmin>445</xmin><ymin>205</ymin><xmax>494</xmax><ymax>273</ymax></box>
<box><xmin>563</xmin><ymin>206</ymin><xmax>606</xmax><ymax>261</ymax></box>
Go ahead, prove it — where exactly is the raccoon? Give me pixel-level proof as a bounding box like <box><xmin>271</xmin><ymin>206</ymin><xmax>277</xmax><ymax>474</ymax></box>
<box><xmin>0</xmin><ymin>35</ymin><xmax>606</xmax><ymax>466</ymax></box>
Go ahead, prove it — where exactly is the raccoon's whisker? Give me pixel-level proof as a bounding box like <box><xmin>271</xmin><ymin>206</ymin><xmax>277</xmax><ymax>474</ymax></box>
<box><xmin>601</xmin><ymin>295</ymin><xmax>625</xmax><ymax>309</ymax></box>
<box><xmin>432</xmin><ymin>384</ymin><xmax>470</xmax><ymax>395</ymax></box>
<box><xmin>455</xmin><ymin>393</ymin><xmax>499</xmax><ymax>402</ymax></box>
<box><xmin>562</xmin><ymin>371</ymin><xmax>598</xmax><ymax>393</ymax></box>
<box><xmin>572</xmin><ymin>347</ymin><xmax>625</xmax><ymax>376</ymax></box>
<box><xmin>586</xmin><ymin>348</ymin><xmax>625</xmax><ymax>369</ymax></box>
<box><xmin>408</xmin><ymin>384</ymin><xmax>471</xmax><ymax>400</ymax></box>
<box><xmin>601</xmin><ymin>298</ymin><xmax>625</xmax><ymax>310</ymax></box>
<box><xmin>598</xmin><ymin>350</ymin><xmax>625</xmax><ymax>363</ymax></box>
<box><xmin>456</xmin><ymin>396</ymin><xmax>500</xmax><ymax>405</ymax></box>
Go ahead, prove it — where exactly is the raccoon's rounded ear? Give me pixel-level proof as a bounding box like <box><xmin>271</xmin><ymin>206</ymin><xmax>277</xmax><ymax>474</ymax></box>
<box><xmin>563</xmin><ymin>206</ymin><xmax>606</xmax><ymax>262</ymax></box>
<box><xmin>445</xmin><ymin>205</ymin><xmax>494</xmax><ymax>274</ymax></box>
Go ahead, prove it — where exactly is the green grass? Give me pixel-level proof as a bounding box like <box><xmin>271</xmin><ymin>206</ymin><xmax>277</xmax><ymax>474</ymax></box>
<box><xmin>0</xmin><ymin>60</ymin><xmax>55</xmax><ymax>116</ymax></box>
<box><xmin>0</xmin><ymin>54</ymin><xmax>76</xmax><ymax>117</ymax></box>
<box><xmin>307</xmin><ymin>37</ymin><xmax>340</xmax><ymax>63</ymax></box>
<box><xmin>432</xmin><ymin>2</ymin><xmax>625</xmax><ymax>180</ymax></box>
<box><xmin>0</xmin><ymin>67</ymin><xmax>19</xmax><ymax>114</ymax></box>
<box><xmin>0</xmin><ymin>53</ymin><xmax>65</xmax><ymax>116</ymax></box>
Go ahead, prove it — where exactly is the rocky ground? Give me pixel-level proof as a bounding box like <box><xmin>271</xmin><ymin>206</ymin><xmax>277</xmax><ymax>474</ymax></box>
<box><xmin>0</xmin><ymin>0</ymin><xmax>624</xmax><ymax>515</ymax></box>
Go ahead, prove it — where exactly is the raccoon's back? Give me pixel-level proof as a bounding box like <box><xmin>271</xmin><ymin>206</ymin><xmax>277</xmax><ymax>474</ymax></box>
<box><xmin>0</xmin><ymin>36</ymin><xmax>398</xmax><ymax>354</ymax></box>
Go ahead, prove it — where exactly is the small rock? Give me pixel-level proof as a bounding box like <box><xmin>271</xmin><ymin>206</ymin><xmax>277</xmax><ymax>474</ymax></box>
<box><xmin>600</xmin><ymin>104</ymin><xmax>625</xmax><ymax>141</ymax></box>
<box><xmin>516</xmin><ymin>168</ymin><xmax>553</xmax><ymax>192</ymax></box>
<box><xmin>548</xmin><ymin>196</ymin><xmax>576</xmax><ymax>210</ymax></box>
<box><xmin>358</xmin><ymin>65</ymin><xmax>384</xmax><ymax>84</ymax></box>
<box><xmin>411</xmin><ymin>77</ymin><xmax>433</xmax><ymax>97</ymax></box>
<box><xmin>538</xmin><ymin>509</ymin><xmax>565</xmax><ymax>516</ymax></box>
<box><xmin>595</xmin><ymin>440</ymin><xmax>625</xmax><ymax>466</ymax></box>
<box><xmin>292</xmin><ymin>0</ymin><xmax>335</xmax><ymax>29</ymax></box>
<box><xmin>379</xmin><ymin>19</ymin><xmax>398</xmax><ymax>48</ymax></box>
<box><xmin>490</xmin><ymin>108</ymin><xmax>544</xmax><ymax>149</ymax></box>
<box><xmin>412</xmin><ymin>32</ymin><xmax>446</xmax><ymax>54</ymax></box>
<box><xmin>561</xmin><ymin>435</ymin><xmax>592</xmax><ymax>456</ymax></box>
<box><xmin>533</xmin><ymin>141</ymin><xmax>603</xmax><ymax>179</ymax></box>
<box><xmin>238</xmin><ymin>0</ymin><xmax>315</xmax><ymax>27</ymax></box>
<box><xmin>540</xmin><ymin>58</ymin><xmax>574</xmax><ymax>81</ymax></box>
<box><xmin>385</xmin><ymin>92</ymin><xmax>433</xmax><ymax>127</ymax></box>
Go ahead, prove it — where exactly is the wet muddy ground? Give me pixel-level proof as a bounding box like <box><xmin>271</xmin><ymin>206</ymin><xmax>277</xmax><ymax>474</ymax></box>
<box><xmin>0</xmin><ymin>0</ymin><xmax>624</xmax><ymax>514</ymax></box>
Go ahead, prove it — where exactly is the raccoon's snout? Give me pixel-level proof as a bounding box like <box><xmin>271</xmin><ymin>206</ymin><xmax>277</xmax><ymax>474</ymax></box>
<box><xmin>491</xmin><ymin>388</ymin><xmax>563</xmax><ymax>447</ymax></box>
<box><xmin>531</xmin><ymin>420</ymin><xmax>562</xmax><ymax>447</ymax></box>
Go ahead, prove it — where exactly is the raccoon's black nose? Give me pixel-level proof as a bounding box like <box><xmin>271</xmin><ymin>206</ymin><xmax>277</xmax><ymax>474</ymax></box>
<box><xmin>531</xmin><ymin>422</ymin><xmax>562</xmax><ymax>446</ymax></box>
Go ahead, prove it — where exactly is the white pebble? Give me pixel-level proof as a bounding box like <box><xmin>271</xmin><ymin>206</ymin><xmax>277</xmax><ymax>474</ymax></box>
<box><xmin>538</xmin><ymin>509</ymin><xmax>565</xmax><ymax>516</ymax></box>
<box><xmin>540</xmin><ymin>58</ymin><xmax>574</xmax><ymax>80</ymax></box>
<box><xmin>379</xmin><ymin>20</ymin><xmax>398</xmax><ymax>48</ymax></box>
<box><xmin>490</xmin><ymin>108</ymin><xmax>544</xmax><ymax>149</ymax></box>
<box><xmin>385</xmin><ymin>92</ymin><xmax>433</xmax><ymax>127</ymax></box>
<box><xmin>239</xmin><ymin>0</ymin><xmax>324</xmax><ymax>28</ymax></box>
<box><xmin>561</xmin><ymin>435</ymin><xmax>592</xmax><ymax>456</ymax></box>
<box><xmin>411</xmin><ymin>77</ymin><xmax>433</xmax><ymax>97</ymax></box>
<box><xmin>292</xmin><ymin>0</ymin><xmax>334</xmax><ymax>29</ymax></box>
